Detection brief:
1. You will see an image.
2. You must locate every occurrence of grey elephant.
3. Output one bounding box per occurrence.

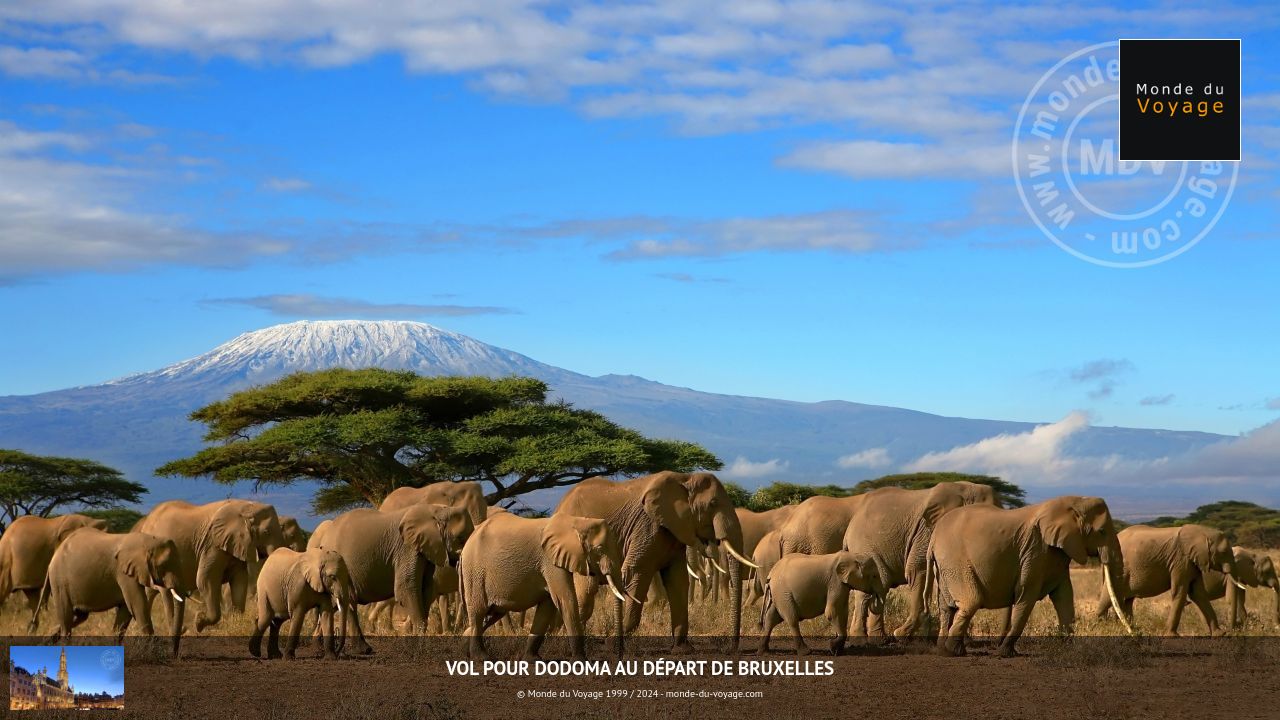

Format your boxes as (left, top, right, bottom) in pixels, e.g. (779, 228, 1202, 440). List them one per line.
(1093, 523, 1240, 636)
(931, 495, 1127, 657)
(461, 512, 635, 660)
(758, 550, 887, 656)
(0, 513, 107, 612)
(134, 499, 285, 631)
(1223, 547, 1279, 628)
(380, 480, 488, 525)
(251, 547, 354, 659)
(555, 471, 757, 654)
(279, 517, 309, 552)
(37, 527, 189, 655)
(842, 482, 998, 638)
(307, 503, 472, 654)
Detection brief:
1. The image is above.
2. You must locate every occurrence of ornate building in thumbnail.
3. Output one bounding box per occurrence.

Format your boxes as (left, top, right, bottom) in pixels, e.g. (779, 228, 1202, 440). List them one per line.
(9, 647, 76, 710)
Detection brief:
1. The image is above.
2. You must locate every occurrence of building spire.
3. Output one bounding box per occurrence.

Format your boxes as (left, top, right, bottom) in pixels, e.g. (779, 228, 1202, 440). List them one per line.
(57, 647, 68, 690)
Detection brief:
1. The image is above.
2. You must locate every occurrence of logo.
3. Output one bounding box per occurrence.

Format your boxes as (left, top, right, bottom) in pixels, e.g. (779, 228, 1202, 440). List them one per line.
(100, 647, 123, 671)
(1013, 41, 1237, 268)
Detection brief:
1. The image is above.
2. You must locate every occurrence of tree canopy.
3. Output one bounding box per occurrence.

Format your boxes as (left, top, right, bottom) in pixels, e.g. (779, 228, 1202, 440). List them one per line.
(851, 472, 1027, 508)
(81, 507, 147, 533)
(1149, 500, 1280, 548)
(726, 472, 1027, 512)
(0, 449, 146, 530)
(157, 369, 721, 513)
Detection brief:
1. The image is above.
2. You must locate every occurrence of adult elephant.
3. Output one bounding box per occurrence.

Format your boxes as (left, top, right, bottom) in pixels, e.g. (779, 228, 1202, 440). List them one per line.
(308, 503, 472, 654)
(380, 481, 487, 525)
(39, 528, 189, 656)
(842, 483, 998, 638)
(556, 471, 756, 653)
(461, 512, 633, 660)
(134, 499, 285, 631)
(1223, 548, 1279, 628)
(1093, 524, 1241, 636)
(0, 514, 107, 611)
(279, 517, 309, 552)
(931, 495, 1127, 657)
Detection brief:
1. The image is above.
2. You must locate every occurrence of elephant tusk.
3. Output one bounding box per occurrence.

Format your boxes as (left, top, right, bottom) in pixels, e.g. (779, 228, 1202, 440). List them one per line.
(170, 588, 185, 604)
(605, 575, 628, 604)
(1102, 563, 1133, 636)
(708, 556, 727, 574)
(724, 542, 760, 569)
(626, 591, 645, 605)
(686, 563, 705, 582)
(1231, 576, 1248, 591)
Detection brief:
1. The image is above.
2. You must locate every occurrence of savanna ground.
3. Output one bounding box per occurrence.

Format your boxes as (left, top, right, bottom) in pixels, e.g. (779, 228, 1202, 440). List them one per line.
(5, 562, 1279, 719)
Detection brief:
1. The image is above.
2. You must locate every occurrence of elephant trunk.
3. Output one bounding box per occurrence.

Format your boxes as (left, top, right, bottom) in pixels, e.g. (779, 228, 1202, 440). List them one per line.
(171, 592, 185, 658)
(729, 551, 742, 653)
(1271, 585, 1280, 627)
(712, 512, 746, 653)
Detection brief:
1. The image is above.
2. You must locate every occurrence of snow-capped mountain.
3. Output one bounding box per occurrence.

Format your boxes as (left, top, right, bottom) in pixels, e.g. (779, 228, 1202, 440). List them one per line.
(109, 320, 576, 392)
(0, 320, 1244, 520)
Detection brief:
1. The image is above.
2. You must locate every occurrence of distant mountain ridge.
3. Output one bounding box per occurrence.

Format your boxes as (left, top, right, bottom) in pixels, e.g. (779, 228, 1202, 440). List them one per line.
(0, 320, 1233, 520)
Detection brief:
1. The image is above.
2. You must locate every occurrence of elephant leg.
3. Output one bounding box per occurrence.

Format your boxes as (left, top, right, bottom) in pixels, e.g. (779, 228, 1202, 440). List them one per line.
(195, 559, 227, 632)
(227, 563, 249, 614)
(348, 603, 375, 655)
(112, 605, 132, 642)
(849, 591, 870, 638)
(465, 586, 492, 661)
(758, 604, 781, 655)
(1226, 582, 1244, 629)
(284, 610, 308, 659)
(1165, 582, 1190, 636)
(523, 598, 558, 660)
(895, 573, 928, 639)
(547, 569, 585, 659)
(826, 591, 849, 655)
(992, 605, 1012, 643)
(121, 581, 154, 635)
(996, 600, 1037, 658)
(154, 588, 174, 631)
(267, 618, 283, 659)
(1188, 581, 1222, 636)
(940, 605, 975, 657)
(661, 562, 693, 653)
(249, 609, 272, 658)
(786, 610, 809, 656)
(1048, 581, 1076, 636)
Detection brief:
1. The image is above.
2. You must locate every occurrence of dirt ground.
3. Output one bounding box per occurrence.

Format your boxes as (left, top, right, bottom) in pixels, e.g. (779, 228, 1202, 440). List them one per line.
(6, 564, 1279, 719)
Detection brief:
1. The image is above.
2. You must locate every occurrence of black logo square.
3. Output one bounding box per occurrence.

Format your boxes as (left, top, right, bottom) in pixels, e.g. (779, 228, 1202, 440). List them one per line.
(1119, 39, 1240, 161)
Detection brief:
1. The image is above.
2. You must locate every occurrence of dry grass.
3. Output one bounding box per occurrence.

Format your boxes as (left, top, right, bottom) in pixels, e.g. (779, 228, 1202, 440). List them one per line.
(6, 557, 1277, 642)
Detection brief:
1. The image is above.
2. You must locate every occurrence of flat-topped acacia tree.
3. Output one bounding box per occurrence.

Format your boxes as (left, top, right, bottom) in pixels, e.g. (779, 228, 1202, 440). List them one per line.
(157, 368, 721, 514)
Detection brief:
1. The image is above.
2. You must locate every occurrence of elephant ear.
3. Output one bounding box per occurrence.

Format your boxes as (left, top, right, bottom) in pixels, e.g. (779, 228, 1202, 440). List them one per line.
(301, 552, 326, 594)
(1037, 504, 1088, 565)
(115, 536, 154, 587)
(400, 506, 448, 567)
(1178, 527, 1215, 576)
(642, 474, 699, 548)
(922, 484, 966, 527)
(834, 553, 865, 590)
(198, 504, 253, 562)
(542, 515, 593, 575)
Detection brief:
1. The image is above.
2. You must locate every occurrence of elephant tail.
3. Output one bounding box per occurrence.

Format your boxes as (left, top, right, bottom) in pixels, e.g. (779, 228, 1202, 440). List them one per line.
(922, 548, 936, 616)
(455, 555, 467, 634)
(760, 580, 773, 630)
(29, 574, 50, 634)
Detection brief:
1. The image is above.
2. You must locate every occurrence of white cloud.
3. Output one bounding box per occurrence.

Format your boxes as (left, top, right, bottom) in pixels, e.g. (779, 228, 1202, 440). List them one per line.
(204, 293, 515, 318)
(904, 411, 1091, 484)
(723, 456, 788, 479)
(262, 177, 311, 193)
(836, 447, 891, 469)
(779, 140, 1011, 179)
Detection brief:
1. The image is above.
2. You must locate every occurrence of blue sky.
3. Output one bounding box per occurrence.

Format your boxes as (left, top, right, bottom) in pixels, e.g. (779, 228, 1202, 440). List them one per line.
(1, 1, 1279, 438)
(9, 645, 124, 696)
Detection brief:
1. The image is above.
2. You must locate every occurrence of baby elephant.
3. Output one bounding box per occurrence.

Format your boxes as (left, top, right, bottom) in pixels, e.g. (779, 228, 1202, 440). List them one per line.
(759, 550, 886, 656)
(39, 528, 189, 656)
(251, 547, 353, 660)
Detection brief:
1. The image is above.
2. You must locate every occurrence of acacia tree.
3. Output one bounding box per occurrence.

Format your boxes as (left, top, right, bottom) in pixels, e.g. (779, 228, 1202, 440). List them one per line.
(157, 368, 721, 513)
(0, 449, 146, 530)
(852, 472, 1027, 508)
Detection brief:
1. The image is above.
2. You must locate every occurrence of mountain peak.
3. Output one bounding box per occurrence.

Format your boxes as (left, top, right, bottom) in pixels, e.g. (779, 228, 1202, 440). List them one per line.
(109, 319, 567, 389)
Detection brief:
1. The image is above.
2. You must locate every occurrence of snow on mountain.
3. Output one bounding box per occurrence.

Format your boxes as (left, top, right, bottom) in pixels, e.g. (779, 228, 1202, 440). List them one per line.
(109, 320, 572, 389)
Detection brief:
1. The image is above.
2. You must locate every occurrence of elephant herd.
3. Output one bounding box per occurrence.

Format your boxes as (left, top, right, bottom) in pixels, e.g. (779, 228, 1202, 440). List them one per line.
(735, 486, 1279, 656)
(0, 475, 1276, 663)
